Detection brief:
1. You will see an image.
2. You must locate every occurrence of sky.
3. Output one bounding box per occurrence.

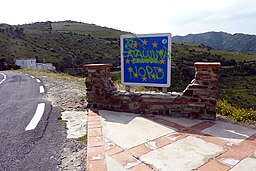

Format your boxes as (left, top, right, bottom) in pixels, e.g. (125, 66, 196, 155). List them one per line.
(1, 0, 256, 36)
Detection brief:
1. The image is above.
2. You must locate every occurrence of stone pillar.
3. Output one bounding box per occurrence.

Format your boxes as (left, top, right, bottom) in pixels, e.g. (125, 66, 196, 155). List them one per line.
(83, 64, 116, 109)
(182, 62, 221, 120)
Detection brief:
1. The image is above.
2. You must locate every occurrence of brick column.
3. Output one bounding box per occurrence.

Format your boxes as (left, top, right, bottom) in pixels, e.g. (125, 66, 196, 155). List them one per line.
(182, 62, 221, 120)
(83, 64, 117, 109)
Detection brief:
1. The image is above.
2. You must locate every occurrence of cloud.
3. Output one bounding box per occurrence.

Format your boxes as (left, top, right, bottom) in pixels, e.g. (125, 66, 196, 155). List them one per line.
(0, 0, 255, 36)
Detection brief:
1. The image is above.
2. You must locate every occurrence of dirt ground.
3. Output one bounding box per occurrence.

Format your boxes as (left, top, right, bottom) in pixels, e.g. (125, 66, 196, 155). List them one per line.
(39, 75, 87, 111)
(38, 75, 88, 171)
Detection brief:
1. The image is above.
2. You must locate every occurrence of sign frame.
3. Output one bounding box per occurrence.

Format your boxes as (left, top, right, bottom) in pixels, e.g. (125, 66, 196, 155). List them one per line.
(120, 33, 172, 87)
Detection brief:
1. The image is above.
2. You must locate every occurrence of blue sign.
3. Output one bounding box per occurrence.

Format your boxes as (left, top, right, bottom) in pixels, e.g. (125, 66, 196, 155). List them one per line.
(121, 33, 171, 87)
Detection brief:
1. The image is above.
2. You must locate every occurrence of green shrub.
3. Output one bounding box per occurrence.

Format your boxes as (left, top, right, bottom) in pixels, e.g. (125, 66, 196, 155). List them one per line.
(77, 134, 87, 143)
(217, 99, 256, 124)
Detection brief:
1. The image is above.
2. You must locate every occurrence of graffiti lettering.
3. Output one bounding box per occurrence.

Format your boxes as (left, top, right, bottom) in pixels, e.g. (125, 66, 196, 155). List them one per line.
(128, 65, 164, 81)
(121, 33, 171, 86)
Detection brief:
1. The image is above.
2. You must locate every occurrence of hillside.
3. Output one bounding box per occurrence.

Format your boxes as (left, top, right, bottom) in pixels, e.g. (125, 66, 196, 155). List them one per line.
(173, 32, 256, 54)
(1, 22, 255, 70)
(0, 21, 127, 72)
(0, 21, 256, 108)
(19, 21, 125, 37)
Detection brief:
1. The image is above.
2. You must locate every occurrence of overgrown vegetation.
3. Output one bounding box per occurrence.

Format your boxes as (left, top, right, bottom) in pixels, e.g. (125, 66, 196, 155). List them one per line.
(217, 100, 256, 125)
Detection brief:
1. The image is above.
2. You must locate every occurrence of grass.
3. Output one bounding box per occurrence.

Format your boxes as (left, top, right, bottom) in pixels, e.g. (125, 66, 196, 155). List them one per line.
(56, 112, 67, 129)
(79, 95, 87, 101)
(211, 50, 256, 61)
(77, 134, 87, 143)
(14, 68, 85, 85)
(51, 21, 126, 38)
(63, 123, 68, 129)
(210, 49, 234, 55)
(226, 54, 256, 61)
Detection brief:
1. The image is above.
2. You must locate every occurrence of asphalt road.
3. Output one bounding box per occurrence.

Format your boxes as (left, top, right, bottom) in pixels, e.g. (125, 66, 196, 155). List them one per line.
(0, 71, 66, 171)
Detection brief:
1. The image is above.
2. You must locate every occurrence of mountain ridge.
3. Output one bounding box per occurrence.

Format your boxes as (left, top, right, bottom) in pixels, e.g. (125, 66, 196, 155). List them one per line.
(173, 31, 256, 54)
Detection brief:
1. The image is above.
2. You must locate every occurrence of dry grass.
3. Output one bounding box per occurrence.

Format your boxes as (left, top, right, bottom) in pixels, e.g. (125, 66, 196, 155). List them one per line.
(13, 69, 85, 85)
(111, 72, 161, 92)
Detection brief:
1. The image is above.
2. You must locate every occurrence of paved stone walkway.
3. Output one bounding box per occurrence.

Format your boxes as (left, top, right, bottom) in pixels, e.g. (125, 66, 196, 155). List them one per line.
(87, 110, 256, 171)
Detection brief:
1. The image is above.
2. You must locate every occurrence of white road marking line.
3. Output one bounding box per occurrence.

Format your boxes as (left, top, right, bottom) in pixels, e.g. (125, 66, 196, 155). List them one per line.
(30, 75, 35, 79)
(36, 79, 41, 83)
(0, 73, 7, 85)
(39, 86, 45, 93)
(25, 103, 45, 131)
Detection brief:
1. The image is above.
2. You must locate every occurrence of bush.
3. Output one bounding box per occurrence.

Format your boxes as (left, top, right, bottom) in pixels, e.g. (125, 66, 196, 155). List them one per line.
(217, 99, 256, 124)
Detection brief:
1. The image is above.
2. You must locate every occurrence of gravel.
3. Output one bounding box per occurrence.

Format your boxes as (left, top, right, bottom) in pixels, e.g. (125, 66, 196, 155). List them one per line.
(40, 76, 87, 111)
(38, 75, 88, 171)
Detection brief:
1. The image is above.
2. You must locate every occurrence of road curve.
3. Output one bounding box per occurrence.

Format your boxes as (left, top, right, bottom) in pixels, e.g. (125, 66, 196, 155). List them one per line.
(0, 71, 66, 170)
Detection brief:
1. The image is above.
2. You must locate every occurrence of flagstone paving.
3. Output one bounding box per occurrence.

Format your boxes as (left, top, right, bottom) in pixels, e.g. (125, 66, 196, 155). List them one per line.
(202, 121, 256, 144)
(86, 110, 256, 171)
(140, 136, 225, 171)
(100, 110, 176, 149)
(229, 157, 256, 171)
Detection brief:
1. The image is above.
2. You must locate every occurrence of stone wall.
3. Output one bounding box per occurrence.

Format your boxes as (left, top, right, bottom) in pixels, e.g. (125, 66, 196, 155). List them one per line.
(83, 62, 221, 120)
